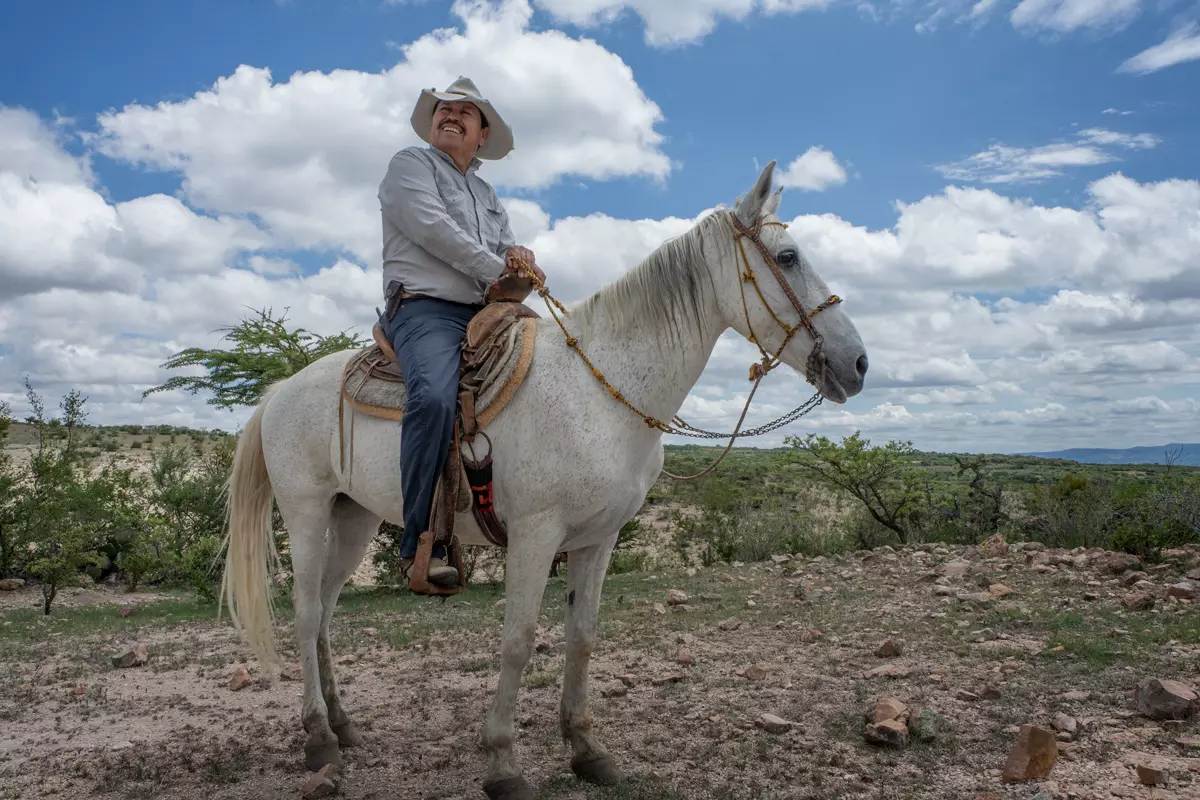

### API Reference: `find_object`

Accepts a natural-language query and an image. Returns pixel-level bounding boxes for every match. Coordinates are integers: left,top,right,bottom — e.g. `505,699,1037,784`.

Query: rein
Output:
512,209,842,480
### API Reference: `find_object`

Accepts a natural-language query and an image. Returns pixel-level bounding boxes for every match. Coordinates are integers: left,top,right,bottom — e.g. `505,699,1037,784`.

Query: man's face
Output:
429,100,488,159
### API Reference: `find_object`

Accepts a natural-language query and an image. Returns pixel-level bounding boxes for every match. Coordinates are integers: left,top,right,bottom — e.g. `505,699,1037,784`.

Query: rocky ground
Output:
3,537,1200,799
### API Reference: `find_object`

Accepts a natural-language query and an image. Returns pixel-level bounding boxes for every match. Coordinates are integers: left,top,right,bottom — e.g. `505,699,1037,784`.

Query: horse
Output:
220,161,869,799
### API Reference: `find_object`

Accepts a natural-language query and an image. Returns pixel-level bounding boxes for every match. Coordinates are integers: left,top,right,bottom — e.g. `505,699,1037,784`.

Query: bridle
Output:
514,208,843,480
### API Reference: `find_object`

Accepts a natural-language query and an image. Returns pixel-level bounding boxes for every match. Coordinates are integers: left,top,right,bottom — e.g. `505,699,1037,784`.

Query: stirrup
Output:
409,531,466,596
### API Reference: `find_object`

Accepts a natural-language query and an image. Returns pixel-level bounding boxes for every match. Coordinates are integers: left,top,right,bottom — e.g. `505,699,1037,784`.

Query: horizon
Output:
1,0,1198,454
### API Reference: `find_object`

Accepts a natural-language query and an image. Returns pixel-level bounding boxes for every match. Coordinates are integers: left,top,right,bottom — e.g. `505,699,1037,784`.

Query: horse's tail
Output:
220,382,284,671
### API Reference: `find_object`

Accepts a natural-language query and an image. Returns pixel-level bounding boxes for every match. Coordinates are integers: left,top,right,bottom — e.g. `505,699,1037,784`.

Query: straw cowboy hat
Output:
410,76,514,160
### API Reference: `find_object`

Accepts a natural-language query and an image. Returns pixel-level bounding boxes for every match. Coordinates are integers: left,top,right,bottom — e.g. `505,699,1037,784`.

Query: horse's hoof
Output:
332,721,365,748
571,753,623,786
304,739,342,773
482,776,535,800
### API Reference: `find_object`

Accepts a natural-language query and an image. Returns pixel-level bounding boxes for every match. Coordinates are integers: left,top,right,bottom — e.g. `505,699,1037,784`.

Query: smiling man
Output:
376,76,541,589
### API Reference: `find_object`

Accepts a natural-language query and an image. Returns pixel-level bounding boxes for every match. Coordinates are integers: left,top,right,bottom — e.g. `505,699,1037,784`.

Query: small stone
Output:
300,763,340,799
1136,757,1170,786
743,664,768,681
718,617,742,631
362,627,377,636
933,585,956,597
653,673,685,685
111,643,149,669
1001,725,1058,782
982,533,1008,556
876,637,904,658
652,603,667,616
1061,690,1091,702
1123,591,1155,611
1083,591,1100,602
601,683,628,698
667,589,688,606
674,647,695,666
982,686,1002,701
799,627,822,643
956,689,980,702
908,707,942,742
868,696,908,724
756,713,797,734
968,628,997,643
989,583,1014,598
1051,712,1077,736
0,578,25,591
280,664,303,682
938,560,972,579
864,664,911,679
864,719,908,748
745,599,756,609
230,664,253,691
1167,582,1197,600
1134,678,1199,720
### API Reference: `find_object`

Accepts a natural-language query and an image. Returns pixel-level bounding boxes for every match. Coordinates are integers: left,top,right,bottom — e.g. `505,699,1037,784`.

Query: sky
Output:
1,0,1198,455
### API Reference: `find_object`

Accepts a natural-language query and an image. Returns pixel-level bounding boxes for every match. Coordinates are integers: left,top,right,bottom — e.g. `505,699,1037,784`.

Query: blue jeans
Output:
381,296,481,559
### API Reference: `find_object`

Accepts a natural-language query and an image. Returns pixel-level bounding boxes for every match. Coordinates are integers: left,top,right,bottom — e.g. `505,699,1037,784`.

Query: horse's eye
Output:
777,250,798,267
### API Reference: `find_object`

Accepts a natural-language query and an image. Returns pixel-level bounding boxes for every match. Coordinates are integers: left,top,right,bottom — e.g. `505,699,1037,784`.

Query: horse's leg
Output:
318,495,380,749
559,538,623,785
481,517,560,800
279,492,342,772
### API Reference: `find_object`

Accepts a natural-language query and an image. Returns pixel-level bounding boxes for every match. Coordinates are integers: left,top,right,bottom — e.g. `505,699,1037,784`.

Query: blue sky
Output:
1,0,1198,452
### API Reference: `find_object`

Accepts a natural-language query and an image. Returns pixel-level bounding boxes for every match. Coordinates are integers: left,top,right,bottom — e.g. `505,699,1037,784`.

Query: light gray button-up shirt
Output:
378,145,516,307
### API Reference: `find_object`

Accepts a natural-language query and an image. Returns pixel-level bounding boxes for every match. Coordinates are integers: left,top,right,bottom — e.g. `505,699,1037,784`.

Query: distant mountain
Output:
1021,443,1200,467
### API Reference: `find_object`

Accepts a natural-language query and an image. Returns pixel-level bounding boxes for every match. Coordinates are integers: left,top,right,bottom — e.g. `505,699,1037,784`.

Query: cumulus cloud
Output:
1117,21,1200,75
935,127,1160,184
89,0,670,263
776,147,848,191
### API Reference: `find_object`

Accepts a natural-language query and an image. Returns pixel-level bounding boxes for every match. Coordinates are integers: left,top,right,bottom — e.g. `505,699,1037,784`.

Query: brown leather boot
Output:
399,557,460,589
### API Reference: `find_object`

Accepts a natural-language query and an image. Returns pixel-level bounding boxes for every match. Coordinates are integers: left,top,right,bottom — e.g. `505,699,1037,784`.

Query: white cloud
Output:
1117,21,1200,75
0,107,93,185
776,147,848,191
89,0,670,264
935,127,1160,184
1102,107,1134,116
1010,0,1142,34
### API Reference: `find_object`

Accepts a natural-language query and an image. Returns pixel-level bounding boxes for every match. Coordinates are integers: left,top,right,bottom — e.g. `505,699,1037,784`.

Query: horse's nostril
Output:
856,354,869,376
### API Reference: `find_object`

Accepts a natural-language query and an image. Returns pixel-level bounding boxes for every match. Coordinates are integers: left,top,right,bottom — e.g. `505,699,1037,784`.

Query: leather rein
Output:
515,209,842,480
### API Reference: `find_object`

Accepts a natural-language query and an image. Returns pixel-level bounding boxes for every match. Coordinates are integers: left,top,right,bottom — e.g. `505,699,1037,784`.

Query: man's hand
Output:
505,246,544,283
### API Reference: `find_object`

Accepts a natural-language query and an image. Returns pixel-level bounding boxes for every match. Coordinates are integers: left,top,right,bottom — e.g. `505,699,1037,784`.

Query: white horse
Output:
221,162,868,799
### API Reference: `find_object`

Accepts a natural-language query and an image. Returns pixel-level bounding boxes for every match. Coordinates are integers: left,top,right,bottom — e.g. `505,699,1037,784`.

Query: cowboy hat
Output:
410,76,513,161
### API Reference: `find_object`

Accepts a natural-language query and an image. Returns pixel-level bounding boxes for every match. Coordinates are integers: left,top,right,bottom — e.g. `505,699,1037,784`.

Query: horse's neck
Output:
570,267,726,434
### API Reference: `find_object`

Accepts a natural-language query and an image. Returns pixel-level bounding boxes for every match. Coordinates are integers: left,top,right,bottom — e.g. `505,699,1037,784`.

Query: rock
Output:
651,603,667,616
111,643,148,668
1071,555,1089,569
876,637,904,658
793,583,808,600
1167,581,1197,600
863,664,911,679
1001,725,1058,782
743,664,768,681
933,585,956,597
674,647,695,666
1104,553,1143,574
989,583,1014,598
0,578,25,591
667,589,688,606
1122,591,1155,611
982,686,1002,701
868,696,908,724
230,664,253,691
908,707,941,742
799,628,822,643
745,599,756,609
756,713,797,734
864,719,908,748
956,689,980,702
1134,678,1199,720
718,617,742,631
1136,757,1171,786
938,560,972,579
1083,591,1100,602
601,683,628,698
968,628,997,643
1051,712,1077,737
280,664,303,682
300,763,340,799
1061,690,1091,702
981,533,1008,556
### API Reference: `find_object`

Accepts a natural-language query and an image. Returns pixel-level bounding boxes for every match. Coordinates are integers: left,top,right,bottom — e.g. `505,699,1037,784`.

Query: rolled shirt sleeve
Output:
378,151,508,284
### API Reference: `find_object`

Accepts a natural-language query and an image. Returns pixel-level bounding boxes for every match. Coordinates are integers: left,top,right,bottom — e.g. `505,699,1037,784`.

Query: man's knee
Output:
405,383,457,422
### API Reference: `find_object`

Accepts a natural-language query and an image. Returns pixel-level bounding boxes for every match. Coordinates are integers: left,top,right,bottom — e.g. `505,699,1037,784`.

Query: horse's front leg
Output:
559,538,623,785
481,515,560,800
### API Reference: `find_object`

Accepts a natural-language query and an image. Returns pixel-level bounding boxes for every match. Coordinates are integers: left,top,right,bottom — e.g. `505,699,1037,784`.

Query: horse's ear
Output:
763,186,783,218
735,160,777,225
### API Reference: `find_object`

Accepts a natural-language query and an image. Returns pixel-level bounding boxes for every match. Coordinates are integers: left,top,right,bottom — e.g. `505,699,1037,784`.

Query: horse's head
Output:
713,161,868,404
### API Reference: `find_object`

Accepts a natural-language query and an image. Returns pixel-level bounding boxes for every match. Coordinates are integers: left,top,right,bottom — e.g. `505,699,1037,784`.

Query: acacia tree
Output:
784,431,925,544
142,307,367,409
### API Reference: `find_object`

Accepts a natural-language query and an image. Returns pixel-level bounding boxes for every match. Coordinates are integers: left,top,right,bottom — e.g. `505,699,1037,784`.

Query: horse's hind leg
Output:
277,492,342,772
318,495,381,749
559,539,623,785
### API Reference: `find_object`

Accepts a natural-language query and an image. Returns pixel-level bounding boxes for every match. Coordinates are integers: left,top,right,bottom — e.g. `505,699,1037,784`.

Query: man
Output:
376,76,542,588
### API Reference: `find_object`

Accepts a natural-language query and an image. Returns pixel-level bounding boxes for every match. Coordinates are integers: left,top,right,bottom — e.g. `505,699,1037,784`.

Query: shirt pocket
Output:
481,205,506,251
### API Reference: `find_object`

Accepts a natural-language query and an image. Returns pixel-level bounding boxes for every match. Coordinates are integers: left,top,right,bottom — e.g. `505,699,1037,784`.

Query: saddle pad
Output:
340,315,537,429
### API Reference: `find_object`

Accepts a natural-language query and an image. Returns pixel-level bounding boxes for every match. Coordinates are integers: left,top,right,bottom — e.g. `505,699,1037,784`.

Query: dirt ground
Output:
3,540,1200,800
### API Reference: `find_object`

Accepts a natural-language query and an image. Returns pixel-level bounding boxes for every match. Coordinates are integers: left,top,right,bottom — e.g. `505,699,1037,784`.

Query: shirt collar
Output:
428,145,481,175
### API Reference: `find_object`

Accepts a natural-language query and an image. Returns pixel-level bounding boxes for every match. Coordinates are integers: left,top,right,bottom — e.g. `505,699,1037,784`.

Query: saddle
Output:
338,271,540,595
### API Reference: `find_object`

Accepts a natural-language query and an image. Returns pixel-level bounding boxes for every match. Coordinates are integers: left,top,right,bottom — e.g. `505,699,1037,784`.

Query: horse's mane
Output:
573,208,729,344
